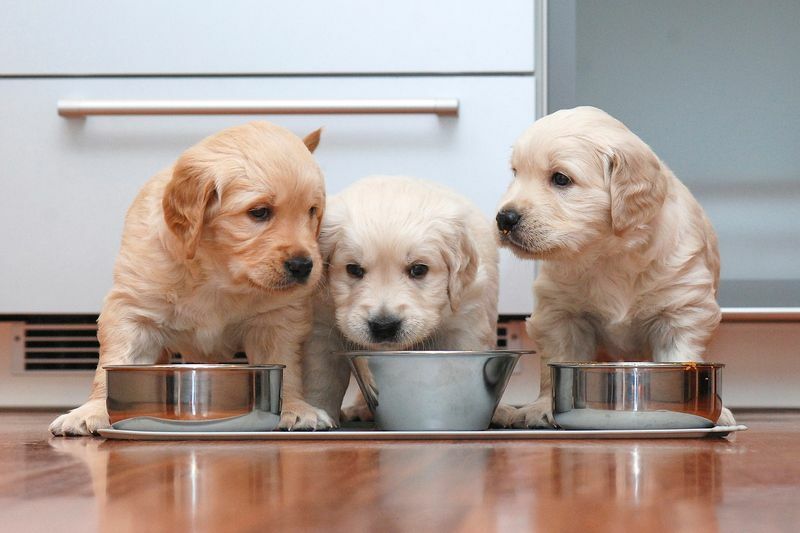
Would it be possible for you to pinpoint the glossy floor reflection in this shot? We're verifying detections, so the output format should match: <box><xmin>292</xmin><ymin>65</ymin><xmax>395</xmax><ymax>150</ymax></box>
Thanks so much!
<box><xmin>0</xmin><ymin>412</ymin><xmax>798</xmax><ymax>532</ymax></box>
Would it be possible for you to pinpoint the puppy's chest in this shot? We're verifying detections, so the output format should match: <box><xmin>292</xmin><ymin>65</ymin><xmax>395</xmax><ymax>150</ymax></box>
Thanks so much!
<box><xmin>565</xmin><ymin>276</ymin><xmax>649</xmax><ymax>351</ymax></box>
<box><xmin>167</xmin><ymin>313</ymin><xmax>242</xmax><ymax>359</ymax></box>
<box><xmin>580</xmin><ymin>275</ymin><xmax>638</xmax><ymax>321</ymax></box>
<box><xmin>165</xmin><ymin>292</ymin><xmax>270</xmax><ymax>358</ymax></box>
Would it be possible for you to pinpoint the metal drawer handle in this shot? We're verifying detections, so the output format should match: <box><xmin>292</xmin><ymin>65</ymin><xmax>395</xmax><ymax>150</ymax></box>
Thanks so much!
<box><xmin>57</xmin><ymin>98</ymin><xmax>459</xmax><ymax>117</ymax></box>
<box><xmin>721</xmin><ymin>307</ymin><xmax>800</xmax><ymax>322</ymax></box>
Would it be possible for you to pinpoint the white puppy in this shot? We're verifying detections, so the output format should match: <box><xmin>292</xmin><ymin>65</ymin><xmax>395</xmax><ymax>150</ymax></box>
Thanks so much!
<box><xmin>303</xmin><ymin>176</ymin><xmax>502</xmax><ymax>424</ymax></box>
<box><xmin>496</xmin><ymin>106</ymin><xmax>735</xmax><ymax>428</ymax></box>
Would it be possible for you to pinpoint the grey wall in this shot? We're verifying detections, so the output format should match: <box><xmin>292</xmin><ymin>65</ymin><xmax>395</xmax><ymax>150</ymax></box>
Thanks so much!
<box><xmin>549</xmin><ymin>0</ymin><xmax>800</xmax><ymax>304</ymax></box>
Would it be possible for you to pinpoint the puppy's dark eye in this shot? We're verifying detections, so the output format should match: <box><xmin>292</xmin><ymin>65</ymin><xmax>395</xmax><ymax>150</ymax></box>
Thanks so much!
<box><xmin>408</xmin><ymin>264</ymin><xmax>429</xmax><ymax>279</ymax></box>
<box><xmin>309</xmin><ymin>206</ymin><xmax>318</xmax><ymax>218</ymax></box>
<box><xmin>551</xmin><ymin>172</ymin><xmax>572</xmax><ymax>188</ymax></box>
<box><xmin>248</xmin><ymin>206</ymin><xmax>271</xmax><ymax>221</ymax></box>
<box><xmin>512</xmin><ymin>167</ymin><xmax>518</xmax><ymax>177</ymax></box>
<box><xmin>346</xmin><ymin>264</ymin><xmax>365</xmax><ymax>279</ymax></box>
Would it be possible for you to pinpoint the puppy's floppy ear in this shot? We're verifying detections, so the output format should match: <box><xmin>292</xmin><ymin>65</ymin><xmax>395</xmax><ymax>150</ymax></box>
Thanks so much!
<box><xmin>608</xmin><ymin>138</ymin><xmax>668</xmax><ymax>235</ymax></box>
<box><xmin>442</xmin><ymin>221</ymin><xmax>479</xmax><ymax>313</ymax></box>
<box><xmin>162</xmin><ymin>154</ymin><xmax>218</xmax><ymax>260</ymax></box>
<box><xmin>303</xmin><ymin>128</ymin><xmax>322</xmax><ymax>153</ymax></box>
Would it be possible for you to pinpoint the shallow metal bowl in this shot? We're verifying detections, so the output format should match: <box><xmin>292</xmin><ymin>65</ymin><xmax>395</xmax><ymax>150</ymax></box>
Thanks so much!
<box><xmin>105</xmin><ymin>364</ymin><xmax>284</xmax><ymax>432</ymax></box>
<box><xmin>551</xmin><ymin>362</ymin><xmax>724</xmax><ymax>430</ymax></box>
<box><xmin>343</xmin><ymin>350</ymin><xmax>532</xmax><ymax>431</ymax></box>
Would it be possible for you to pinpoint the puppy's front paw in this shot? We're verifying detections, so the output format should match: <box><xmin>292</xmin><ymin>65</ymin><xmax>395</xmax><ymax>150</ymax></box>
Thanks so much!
<box><xmin>490</xmin><ymin>403</ymin><xmax>517</xmax><ymax>428</ymax></box>
<box><xmin>716</xmin><ymin>406</ymin><xmax>737</xmax><ymax>426</ymax></box>
<box><xmin>278</xmin><ymin>400</ymin><xmax>337</xmax><ymax>431</ymax></box>
<box><xmin>341</xmin><ymin>401</ymin><xmax>373</xmax><ymax>422</ymax></box>
<box><xmin>49</xmin><ymin>399</ymin><xmax>109</xmax><ymax>436</ymax></box>
<box><xmin>511</xmin><ymin>398</ymin><xmax>556</xmax><ymax>429</ymax></box>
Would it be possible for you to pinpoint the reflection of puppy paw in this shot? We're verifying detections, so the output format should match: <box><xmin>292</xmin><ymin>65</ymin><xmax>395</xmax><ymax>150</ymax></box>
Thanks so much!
<box><xmin>49</xmin><ymin>399</ymin><xmax>109</xmax><ymax>436</ymax></box>
<box><xmin>511</xmin><ymin>399</ymin><xmax>556</xmax><ymax>429</ymax></box>
<box><xmin>490</xmin><ymin>403</ymin><xmax>517</xmax><ymax>428</ymax></box>
<box><xmin>48</xmin><ymin>435</ymin><xmax>105</xmax><ymax>454</ymax></box>
<box><xmin>717</xmin><ymin>406</ymin><xmax>737</xmax><ymax>426</ymax></box>
<box><xmin>278</xmin><ymin>400</ymin><xmax>337</xmax><ymax>431</ymax></box>
<box><xmin>341</xmin><ymin>401</ymin><xmax>374</xmax><ymax>422</ymax></box>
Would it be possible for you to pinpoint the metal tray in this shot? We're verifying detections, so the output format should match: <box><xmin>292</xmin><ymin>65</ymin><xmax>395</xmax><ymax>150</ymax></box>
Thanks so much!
<box><xmin>98</xmin><ymin>424</ymin><xmax>747</xmax><ymax>441</ymax></box>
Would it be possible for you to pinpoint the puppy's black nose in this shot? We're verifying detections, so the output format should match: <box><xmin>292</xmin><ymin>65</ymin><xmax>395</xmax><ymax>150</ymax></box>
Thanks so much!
<box><xmin>496</xmin><ymin>209</ymin><xmax>522</xmax><ymax>233</ymax></box>
<box><xmin>368</xmin><ymin>316</ymin><xmax>403</xmax><ymax>342</ymax></box>
<box><xmin>284</xmin><ymin>256</ymin><xmax>313</xmax><ymax>282</ymax></box>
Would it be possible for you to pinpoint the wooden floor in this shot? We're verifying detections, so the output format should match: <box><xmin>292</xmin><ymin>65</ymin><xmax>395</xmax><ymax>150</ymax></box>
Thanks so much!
<box><xmin>0</xmin><ymin>412</ymin><xmax>798</xmax><ymax>533</ymax></box>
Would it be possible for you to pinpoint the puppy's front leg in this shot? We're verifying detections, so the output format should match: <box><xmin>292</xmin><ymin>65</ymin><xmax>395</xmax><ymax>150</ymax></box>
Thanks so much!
<box><xmin>510</xmin><ymin>357</ymin><xmax>557</xmax><ymax>429</ymax></box>
<box><xmin>340</xmin><ymin>394</ymin><xmax>373</xmax><ymax>423</ymax></box>
<box><xmin>49</xmin><ymin>309</ymin><xmax>163</xmax><ymax>436</ymax></box>
<box><xmin>303</xmin><ymin>303</ymin><xmax>351</xmax><ymax>425</ymax></box>
<box><xmin>649</xmin><ymin>309</ymin><xmax>735</xmax><ymax>425</ymax></box>
<box><xmin>246</xmin><ymin>303</ymin><xmax>335</xmax><ymax>430</ymax></box>
<box><xmin>511</xmin><ymin>312</ymin><xmax>596</xmax><ymax>429</ymax></box>
<box><xmin>340</xmin><ymin>357</ymin><xmax>377</xmax><ymax>423</ymax></box>
<box><xmin>648</xmin><ymin>306</ymin><xmax>722</xmax><ymax>363</ymax></box>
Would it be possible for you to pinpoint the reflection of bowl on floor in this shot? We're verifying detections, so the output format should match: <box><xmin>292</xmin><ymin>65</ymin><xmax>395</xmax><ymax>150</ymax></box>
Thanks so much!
<box><xmin>105</xmin><ymin>364</ymin><xmax>284</xmax><ymax>432</ymax></box>
<box><xmin>551</xmin><ymin>362</ymin><xmax>724</xmax><ymax>430</ymax></box>
<box><xmin>343</xmin><ymin>350</ymin><xmax>533</xmax><ymax>431</ymax></box>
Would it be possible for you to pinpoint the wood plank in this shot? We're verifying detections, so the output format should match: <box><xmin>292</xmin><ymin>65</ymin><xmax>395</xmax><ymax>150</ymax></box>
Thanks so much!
<box><xmin>1</xmin><ymin>411</ymin><xmax>798</xmax><ymax>532</ymax></box>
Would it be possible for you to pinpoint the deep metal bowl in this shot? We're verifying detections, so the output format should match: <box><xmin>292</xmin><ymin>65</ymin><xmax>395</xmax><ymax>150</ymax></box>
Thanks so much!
<box><xmin>343</xmin><ymin>350</ymin><xmax>532</xmax><ymax>431</ymax></box>
<box><xmin>550</xmin><ymin>362</ymin><xmax>724</xmax><ymax>430</ymax></box>
<box><xmin>105</xmin><ymin>364</ymin><xmax>284</xmax><ymax>432</ymax></box>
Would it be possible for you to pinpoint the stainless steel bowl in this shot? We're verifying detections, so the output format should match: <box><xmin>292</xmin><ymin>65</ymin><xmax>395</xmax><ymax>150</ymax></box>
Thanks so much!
<box><xmin>344</xmin><ymin>350</ymin><xmax>531</xmax><ymax>431</ymax></box>
<box><xmin>551</xmin><ymin>362</ymin><xmax>724</xmax><ymax>430</ymax></box>
<box><xmin>105</xmin><ymin>364</ymin><xmax>283</xmax><ymax>432</ymax></box>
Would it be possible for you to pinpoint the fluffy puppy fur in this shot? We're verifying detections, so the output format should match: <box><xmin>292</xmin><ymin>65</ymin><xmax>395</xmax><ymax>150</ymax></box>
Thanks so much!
<box><xmin>303</xmin><ymin>176</ymin><xmax>502</xmax><ymax>424</ymax></box>
<box><xmin>50</xmin><ymin>121</ymin><xmax>334</xmax><ymax>436</ymax></box>
<box><xmin>496</xmin><ymin>106</ymin><xmax>734</xmax><ymax>428</ymax></box>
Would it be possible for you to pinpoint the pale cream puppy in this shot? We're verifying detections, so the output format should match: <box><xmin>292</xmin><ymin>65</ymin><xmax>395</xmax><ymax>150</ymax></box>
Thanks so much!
<box><xmin>303</xmin><ymin>176</ymin><xmax>505</xmax><ymax>424</ymax></box>
<box><xmin>50</xmin><ymin>121</ymin><xmax>334</xmax><ymax>435</ymax></box>
<box><xmin>496</xmin><ymin>106</ymin><xmax>735</xmax><ymax>428</ymax></box>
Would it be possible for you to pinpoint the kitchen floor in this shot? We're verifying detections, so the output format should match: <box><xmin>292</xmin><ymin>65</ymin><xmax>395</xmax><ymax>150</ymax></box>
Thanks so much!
<box><xmin>0</xmin><ymin>411</ymin><xmax>798</xmax><ymax>532</ymax></box>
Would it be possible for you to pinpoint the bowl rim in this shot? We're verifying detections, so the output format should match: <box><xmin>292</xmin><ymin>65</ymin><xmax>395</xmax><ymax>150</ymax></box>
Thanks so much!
<box><xmin>104</xmin><ymin>364</ymin><xmax>285</xmax><ymax>371</ymax></box>
<box><xmin>337</xmin><ymin>350</ymin><xmax>536</xmax><ymax>358</ymax></box>
<box><xmin>549</xmin><ymin>361</ymin><xmax>725</xmax><ymax>369</ymax></box>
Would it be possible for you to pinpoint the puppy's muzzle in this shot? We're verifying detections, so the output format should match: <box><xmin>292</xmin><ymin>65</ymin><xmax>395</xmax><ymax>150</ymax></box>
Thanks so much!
<box><xmin>284</xmin><ymin>256</ymin><xmax>314</xmax><ymax>283</ymax></box>
<box><xmin>368</xmin><ymin>315</ymin><xmax>403</xmax><ymax>343</ymax></box>
<box><xmin>496</xmin><ymin>209</ymin><xmax>522</xmax><ymax>234</ymax></box>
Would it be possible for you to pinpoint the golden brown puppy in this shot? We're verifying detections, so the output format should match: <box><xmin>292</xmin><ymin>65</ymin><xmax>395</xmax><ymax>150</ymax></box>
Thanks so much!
<box><xmin>496</xmin><ymin>106</ymin><xmax>735</xmax><ymax>428</ymax></box>
<box><xmin>50</xmin><ymin>121</ymin><xmax>333</xmax><ymax>435</ymax></box>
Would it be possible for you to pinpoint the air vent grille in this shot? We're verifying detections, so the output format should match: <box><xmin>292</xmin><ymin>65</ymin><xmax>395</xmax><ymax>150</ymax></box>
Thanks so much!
<box><xmin>496</xmin><ymin>317</ymin><xmax>530</xmax><ymax>350</ymax></box>
<box><xmin>496</xmin><ymin>326</ymin><xmax>509</xmax><ymax>348</ymax></box>
<box><xmin>6</xmin><ymin>314</ymin><xmax>530</xmax><ymax>373</ymax></box>
<box><xmin>7</xmin><ymin>315</ymin><xmax>246</xmax><ymax>373</ymax></box>
<box><xmin>24</xmin><ymin>323</ymin><xmax>100</xmax><ymax>371</ymax></box>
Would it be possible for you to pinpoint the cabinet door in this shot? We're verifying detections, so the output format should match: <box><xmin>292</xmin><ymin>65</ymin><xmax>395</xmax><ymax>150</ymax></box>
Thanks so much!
<box><xmin>0</xmin><ymin>1</ymin><xmax>534</xmax><ymax>75</ymax></box>
<box><xmin>0</xmin><ymin>76</ymin><xmax>535</xmax><ymax>314</ymax></box>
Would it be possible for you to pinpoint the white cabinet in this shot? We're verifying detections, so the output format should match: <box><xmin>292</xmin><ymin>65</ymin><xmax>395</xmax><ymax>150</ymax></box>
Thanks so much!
<box><xmin>0</xmin><ymin>1</ymin><xmax>534</xmax><ymax>75</ymax></box>
<box><xmin>0</xmin><ymin>2</ymin><xmax>538</xmax><ymax>319</ymax></box>
<box><xmin>0</xmin><ymin>76</ymin><xmax>535</xmax><ymax>314</ymax></box>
